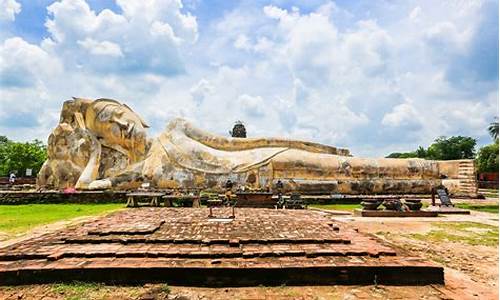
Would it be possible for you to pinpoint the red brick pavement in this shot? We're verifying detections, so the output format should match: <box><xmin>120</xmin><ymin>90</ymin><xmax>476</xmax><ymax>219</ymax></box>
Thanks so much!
<box><xmin>0</xmin><ymin>208</ymin><xmax>443</xmax><ymax>285</ymax></box>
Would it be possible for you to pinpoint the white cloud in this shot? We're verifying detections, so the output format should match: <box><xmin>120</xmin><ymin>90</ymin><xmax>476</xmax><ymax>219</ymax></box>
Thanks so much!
<box><xmin>0</xmin><ymin>37</ymin><xmax>62</xmax><ymax>87</ymax></box>
<box><xmin>44</xmin><ymin>0</ymin><xmax>198</xmax><ymax>75</ymax></box>
<box><xmin>0</xmin><ymin>0</ymin><xmax>496</xmax><ymax>158</ymax></box>
<box><xmin>77</xmin><ymin>38</ymin><xmax>123</xmax><ymax>57</ymax></box>
<box><xmin>190</xmin><ymin>79</ymin><xmax>214</xmax><ymax>105</ymax></box>
<box><xmin>263</xmin><ymin>5</ymin><xmax>288</xmax><ymax>20</ymax></box>
<box><xmin>237</xmin><ymin>94</ymin><xmax>266</xmax><ymax>118</ymax></box>
<box><xmin>382</xmin><ymin>102</ymin><xmax>422</xmax><ymax>129</ymax></box>
<box><xmin>0</xmin><ymin>0</ymin><xmax>21</xmax><ymax>22</ymax></box>
<box><xmin>234</xmin><ymin>34</ymin><xmax>251</xmax><ymax>50</ymax></box>
<box><xmin>424</xmin><ymin>21</ymin><xmax>472</xmax><ymax>55</ymax></box>
<box><xmin>409</xmin><ymin>6</ymin><xmax>421</xmax><ymax>22</ymax></box>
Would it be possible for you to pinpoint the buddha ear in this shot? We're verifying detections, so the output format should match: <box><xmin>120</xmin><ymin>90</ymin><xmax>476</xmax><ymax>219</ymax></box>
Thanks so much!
<box><xmin>73</xmin><ymin>112</ymin><xmax>86</xmax><ymax>129</ymax></box>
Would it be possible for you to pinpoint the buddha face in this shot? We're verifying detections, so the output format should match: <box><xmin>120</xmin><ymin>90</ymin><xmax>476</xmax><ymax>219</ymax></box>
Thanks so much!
<box><xmin>85</xmin><ymin>99</ymin><xmax>149</xmax><ymax>163</ymax></box>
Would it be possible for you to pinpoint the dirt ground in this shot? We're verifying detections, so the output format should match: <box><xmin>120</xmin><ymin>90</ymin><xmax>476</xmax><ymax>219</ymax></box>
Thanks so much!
<box><xmin>0</xmin><ymin>201</ymin><xmax>497</xmax><ymax>300</ymax></box>
<box><xmin>350</xmin><ymin>210</ymin><xmax>499</xmax><ymax>300</ymax></box>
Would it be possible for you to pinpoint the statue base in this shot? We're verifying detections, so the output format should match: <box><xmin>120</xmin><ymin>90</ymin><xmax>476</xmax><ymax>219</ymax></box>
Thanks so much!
<box><xmin>354</xmin><ymin>209</ymin><xmax>438</xmax><ymax>217</ymax></box>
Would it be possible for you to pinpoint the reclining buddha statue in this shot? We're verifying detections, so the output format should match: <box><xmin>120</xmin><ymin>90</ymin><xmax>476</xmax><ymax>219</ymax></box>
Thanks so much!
<box><xmin>38</xmin><ymin>97</ymin><xmax>447</xmax><ymax>194</ymax></box>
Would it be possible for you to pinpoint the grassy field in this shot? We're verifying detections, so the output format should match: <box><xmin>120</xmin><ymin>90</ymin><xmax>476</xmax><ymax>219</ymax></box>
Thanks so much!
<box><xmin>0</xmin><ymin>204</ymin><xmax>124</xmax><ymax>236</ymax></box>
<box><xmin>456</xmin><ymin>203</ymin><xmax>499</xmax><ymax>214</ymax></box>
<box><xmin>408</xmin><ymin>222</ymin><xmax>499</xmax><ymax>247</ymax></box>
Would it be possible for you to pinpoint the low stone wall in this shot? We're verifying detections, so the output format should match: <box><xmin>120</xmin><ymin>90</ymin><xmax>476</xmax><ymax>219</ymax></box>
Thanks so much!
<box><xmin>0</xmin><ymin>190</ymin><xmax>473</xmax><ymax>205</ymax></box>
<box><xmin>0</xmin><ymin>191</ymin><xmax>128</xmax><ymax>205</ymax></box>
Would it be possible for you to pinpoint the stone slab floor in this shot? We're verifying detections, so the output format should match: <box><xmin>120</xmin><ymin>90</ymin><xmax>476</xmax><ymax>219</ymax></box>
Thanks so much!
<box><xmin>0</xmin><ymin>205</ymin><xmax>497</xmax><ymax>299</ymax></box>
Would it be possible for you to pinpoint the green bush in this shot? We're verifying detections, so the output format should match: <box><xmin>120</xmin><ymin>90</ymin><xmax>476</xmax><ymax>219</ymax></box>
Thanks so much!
<box><xmin>476</xmin><ymin>141</ymin><xmax>499</xmax><ymax>173</ymax></box>
<box><xmin>0</xmin><ymin>136</ymin><xmax>47</xmax><ymax>176</ymax></box>
<box><xmin>386</xmin><ymin>136</ymin><xmax>476</xmax><ymax>160</ymax></box>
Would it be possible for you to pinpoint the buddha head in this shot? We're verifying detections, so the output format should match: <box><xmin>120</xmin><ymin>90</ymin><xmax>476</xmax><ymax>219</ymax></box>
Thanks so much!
<box><xmin>85</xmin><ymin>98</ymin><xmax>149</xmax><ymax>163</ymax></box>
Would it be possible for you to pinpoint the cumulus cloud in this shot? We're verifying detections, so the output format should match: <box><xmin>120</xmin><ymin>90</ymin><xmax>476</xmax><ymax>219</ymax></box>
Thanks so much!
<box><xmin>44</xmin><ymin>0</ymin><xmax>198</xmax><ymax>75</ymax></box>
<box><xmin>190</xmin><ymin>79</ymin><xmax>214</xmax><ymax>105</ymax></box>
<box><xmin>237</xmin><ymin>94</ymin><xmax>266</xmax><ymax>118</ymax></box>
<box><xmin>77</xmin><ymin>38</ymin><xmax>123</xmax><ymax>57</ymax></box>
<box><xmin>0</xmin><ymin>37</ymin><xmax>62</xmax><ymax>87</ymax></box>
<box><xmin>0</xmin><ymin>0</ymin><xmax>21</xmax><ymax>22</ymax></box>
<box><xmin>382</xmin><ymin>102</ymin><xmax>422</xmax><ymax>130</ymax></box>
<box><xmin>0</xmin><ymin>0</ymin><xmax>497</xmax><ymax>158</ymax></box>
<box><xmin>233</xmin><ymin>34</ymin><xmax>250</xmax><ymax>50</ymax></box>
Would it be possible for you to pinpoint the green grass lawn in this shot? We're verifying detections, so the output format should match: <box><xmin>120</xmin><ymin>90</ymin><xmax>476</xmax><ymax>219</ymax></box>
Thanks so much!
<box><xmin>0</xmin><ymin>204</ymin><xmax>124</xmax><ymax>235</ymax></box>
<box><xmin>456</xmin><ymin>204</ymin><xmax>499</xmax><ymax>214</ymax></box>
<box><xmin>309</xmin><ymin>204</ymin><xmax>361</xmax><ymax>211</ymax></box>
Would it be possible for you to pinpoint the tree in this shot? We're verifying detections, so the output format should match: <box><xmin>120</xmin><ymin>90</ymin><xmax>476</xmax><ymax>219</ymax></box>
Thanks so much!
<box><xmin>229</xmin><ymin>121</ymin><xmax>247</xmax><ymax>138</ymax></box>
<box><xmin>385</xmin><ymin>136</ymin><xmax>476</xmax><ymax>160</ymax></box>
<box><xmin>415</xmin><ymin>146</ymin><xmax>427</xmax><ymax>158</ymax></box>
<box><xmin>0</xmin><ymin>138</ymin><xmax>47</xmax><ymax>176</ymax></box>
<box><xmin>488</xmin><ymin>119</ymin><xmax>499</xmax><ymax>140</ymax></box>
<box><xmin>386</xmin><ymin>152</ymin><xmax>415</xmax><ymax>158</ymax></box>
<box><xmin>426</xmin><ymin>136</ymin><xmax>476</xmax><ymax>160</ymax></box>
<box><xmin>476</xmin><ymin>141</ymin><xmax>499</xmax><ymax>173</ymax></box>
<box><xmin>386</xmin><ymin>152</ymin><xmax>403</xmax><ymax>158</ymax></box>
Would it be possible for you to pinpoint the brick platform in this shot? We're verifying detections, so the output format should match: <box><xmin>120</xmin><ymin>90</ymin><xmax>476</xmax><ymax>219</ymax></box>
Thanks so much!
<box><xmin>0</xmin><ymin>208</ymin><xmax>443</xmax><ymax>286</ymax></box>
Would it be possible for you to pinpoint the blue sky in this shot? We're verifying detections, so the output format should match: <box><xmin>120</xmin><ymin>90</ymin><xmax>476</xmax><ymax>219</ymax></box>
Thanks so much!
<box><xmin>0</xmin><ymin>0</ymin><xmax>498</xmax><ymax>157</ymax></box>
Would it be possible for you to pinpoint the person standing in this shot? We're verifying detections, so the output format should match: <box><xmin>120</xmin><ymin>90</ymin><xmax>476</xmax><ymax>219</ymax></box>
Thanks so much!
<box><xmin>9</xmin><ymin>172</ymin><xmax>16</xmax><ymax>184</ymax></box>
<box><xmin>275</xmin><ymin>180</ymin><xmax>284</xmax><ymax>208</ymax></box>
<box><xmin>224</xmin><ymin>179</ymin><xmax>234</xmax><ymax>205</ymax></box>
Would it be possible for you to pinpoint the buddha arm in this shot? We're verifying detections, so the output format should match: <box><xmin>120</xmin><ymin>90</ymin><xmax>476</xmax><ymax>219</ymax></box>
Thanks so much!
<box><xmin>170</xmin><ymin>118</ymin><xmax>350</xmax><ymax>156</ymax></box>
<box><xmin>75</xmin><ymin>140</ymin><xmax>101</xmax><ymax>189</ymax></box>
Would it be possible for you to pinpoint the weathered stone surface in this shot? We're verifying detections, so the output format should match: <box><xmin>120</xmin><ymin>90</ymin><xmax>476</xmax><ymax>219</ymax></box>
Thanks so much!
<box><xmin>0</xmin><ymin>208</ymin><xmax>443</xmax><ymax>285</ymax></box>
<box><xmin>36</xmin><ymin>98</ymin><xmax>475</xmax><ymax>195</ymax></box>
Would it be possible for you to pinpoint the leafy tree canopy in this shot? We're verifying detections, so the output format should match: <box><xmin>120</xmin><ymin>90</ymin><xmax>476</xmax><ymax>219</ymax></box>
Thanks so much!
<box><xmin>476</xmin><ymin>140</ymin><xmax>499</xmax><ymax>173</ymax></box>
<box><xmin>386</xmin><ymin>136</ymin><xmax>476</xmax><ymax>160</ymax></box>
<box><xmin>0</xmin><ymin>136</ymin><xmax>47</xmax><ymax>176</ymax></box>
<box><xmin>488</xmin><ymin>119</ymin><xmax>499</xmax><ymax>141</ymax></box>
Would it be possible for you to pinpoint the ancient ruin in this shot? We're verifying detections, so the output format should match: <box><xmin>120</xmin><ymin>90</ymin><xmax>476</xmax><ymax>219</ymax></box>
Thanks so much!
<box><xmin>0</xmin><ymin>208</ymin><xmax>443</xmax><ymax>285</ymax></box>
<box><xmin>37</xmin><ymin>98</ymin><xmax>477</xmax><ymax>196</ymax></box>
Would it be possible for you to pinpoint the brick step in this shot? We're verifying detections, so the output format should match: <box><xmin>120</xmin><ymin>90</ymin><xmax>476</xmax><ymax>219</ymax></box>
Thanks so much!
<box><xmin>0</xmin><ymin>246</ymin><xmax>398</xmax><ymax>261</ymax></box>
<box><xmin>63</xmin><ymin>237</ymin><xmax>352</xmax><ymax>245</ymax></box>
<box><xmin>0</xmin><ymin>258</ymin><xmax>445</xmax><ymax>286</ymax></box>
